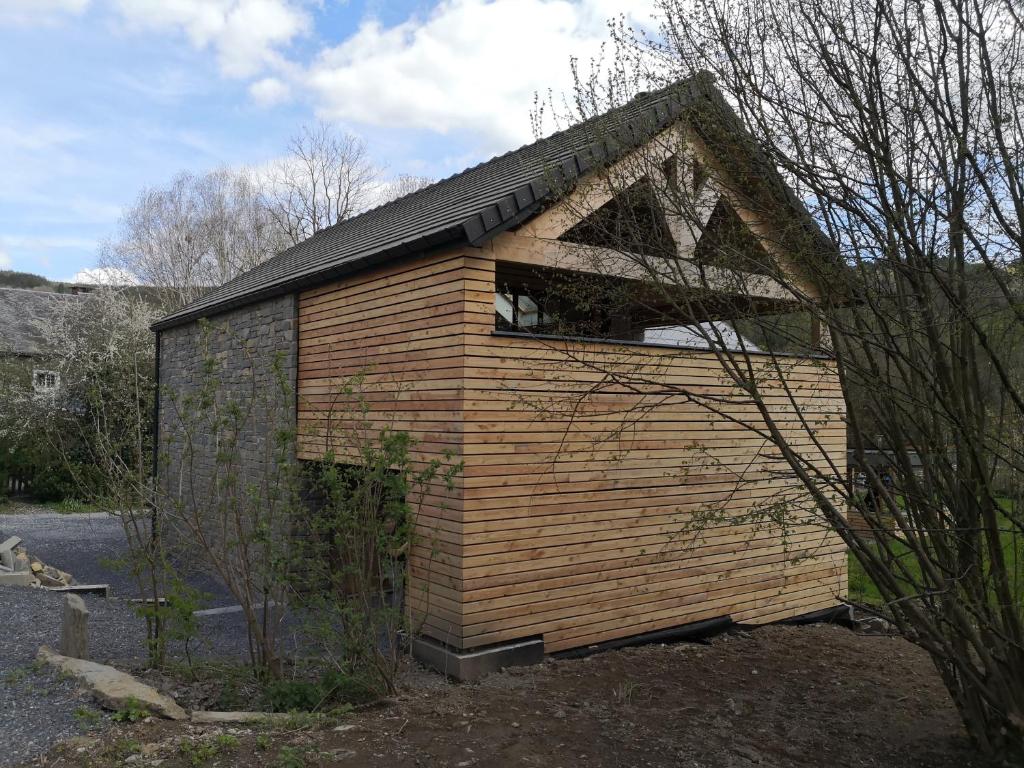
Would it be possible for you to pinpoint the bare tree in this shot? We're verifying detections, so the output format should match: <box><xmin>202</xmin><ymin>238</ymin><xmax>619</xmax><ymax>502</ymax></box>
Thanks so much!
<box><xmin>264</xmin><ymin>123</ymin><xmax>378</xmax><ymax>246</ymax></box>
<box><xmin>101</xmin><ymin>168</ymin><xmax>285</xmax><ymax>309</ymax></box>
<box><xmin>522</xmin><ymin>0</ymin><xmax>1024</xmax><ymax>758</ymax></box>
<box><xmin>374</xmin><ymin>173</ymin><xmax>434</xmax><ymax>206</ymax></box>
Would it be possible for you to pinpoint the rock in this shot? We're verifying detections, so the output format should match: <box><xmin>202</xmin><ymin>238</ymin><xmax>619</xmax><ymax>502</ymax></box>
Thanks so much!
<box><xmin>189</xmin><ymin>711</ymin><xmax>292</xmax><ymax>725</ymax></box>
<box><xmin>39</xmin><ymin>568</ymin><xmax>67</xmax><ymax>588</ymax></box>
<box><xmin>61</xmin><ymin>593</ymin><xmax>90</xmax><ymax>659</ymax></box>
<box><xmin>856</xmin><ymin>616</ymin><xmax>894</xmax><ymax>635</ymax></box>
<box><xmin>37</xmin><ymin>646</ymin><xmax>188</xmax><ymax>720</ymax></box>
<box><xmin>44</xmin><ymin>565</ymin><xmax>65</xmax><ymax>580</ymax></box>
<box><xmin>324</xmin><ymin>749</ymin><xmax>356</xmax><ymax>760</ymax></box>
<box><xmin>64</xmin><ymin>736</ymin><xmax>98</xmax><ymax>752</ymax></box>
<box><xmin>733</xmin><ymin>744</ymin><xmax>765</xmax><ymax>764</ymax></box>
<box><xmin>30</xmin><ymin>561</ymin><xmax>44</xmax><ymax>574</ymax></box>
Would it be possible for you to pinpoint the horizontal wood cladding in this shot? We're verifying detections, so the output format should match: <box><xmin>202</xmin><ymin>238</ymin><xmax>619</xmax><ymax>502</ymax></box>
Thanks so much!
<box><xmin>458</xmin><ymin>246</ymin><xmax>847</xmax><ymax>652</ymax></box>
<box><xmin>296</xmin><ymin>251</ymin><xmax>473</xmax><ymax>646</ymax></box>
<box><xmin>297</xmin><ymin>244</ymin><xmax>847</xmax><ymax>654</ymax></box>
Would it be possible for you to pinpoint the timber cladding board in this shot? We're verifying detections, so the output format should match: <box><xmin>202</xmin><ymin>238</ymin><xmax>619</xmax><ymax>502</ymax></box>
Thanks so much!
<box><xmin>297</xmin><ymin>245</ymin><xmax>848</xmax><ymax>653</ymax></box>
<box><xmin>296</xmin><ymin>251</ymin><xmax>473</xmax><ymax>641</ymax></box>
<box><xmin>457</xmin><ymin>244</ymin><xmax>847</xmax><ymax>651</ymax></box>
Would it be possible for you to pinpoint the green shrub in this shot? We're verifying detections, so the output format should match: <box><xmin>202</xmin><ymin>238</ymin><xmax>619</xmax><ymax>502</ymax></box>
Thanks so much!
<box><xmin>262</xmin><ymin>668</ymin><xmax>376</xmax><ymax>713</ymax></box>
<box><xmin>0</xmin><ymin>439</ymin><xmax>96</xmax><ymax>503</ymax></box>
<box><xmin>263</xmin><ymin>679</ymin><xmax>323</xmax><ymax>713</ymax></box>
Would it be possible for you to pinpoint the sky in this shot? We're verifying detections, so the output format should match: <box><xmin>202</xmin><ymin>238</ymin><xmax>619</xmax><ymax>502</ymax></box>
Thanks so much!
<box><xmin>0</xmin><ymin>0</ymin><xmax>658</xmax><ymax>283</ymax></box>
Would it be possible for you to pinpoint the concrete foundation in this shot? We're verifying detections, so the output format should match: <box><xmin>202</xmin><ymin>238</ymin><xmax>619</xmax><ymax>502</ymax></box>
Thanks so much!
<box><xmin>776</xmin><ymin>604</ymin><xmax>855</xmax><ymax>627</ymax></box>
<box><xmin>412</xmin><ymin>636</ymin><xmax>545</xmax><ymax>681</ymax></box>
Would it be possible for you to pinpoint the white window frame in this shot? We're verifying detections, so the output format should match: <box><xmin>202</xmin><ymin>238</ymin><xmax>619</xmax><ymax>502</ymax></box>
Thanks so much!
<box><xmin>32</xmin><ymin>369</ymin><xmax>59</xmax><ymax>394</ymax></box>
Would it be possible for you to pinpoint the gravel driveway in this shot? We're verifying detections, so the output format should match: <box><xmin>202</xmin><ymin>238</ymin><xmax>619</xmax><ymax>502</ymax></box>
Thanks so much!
<box><xmin>0</xmin><ymin>506</ymin><xmax>231</xmax><ymax>603</ymax></box>
<box><xmin>0</xmin><ymin>587</ymin><xmax>148</xmax><ymax>767</ymax></box>
<box><xmin>0</xmin><ymin>506</ymin><xmax>254</xmax><ymax>766</ymax></box>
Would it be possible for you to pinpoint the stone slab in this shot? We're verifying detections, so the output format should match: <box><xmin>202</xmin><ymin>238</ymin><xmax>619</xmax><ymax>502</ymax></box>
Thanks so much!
<box><xmin>0</xmin><ymin>536</ymin><xmax>21</xmax><ymax>570</ymax></box>
<box><xmin>190</xmin><ymin>711</ymin><xmax>293</xmax><ymax>725</ymax></box>
<box><xmin>37</xmin><ymin>646</ymin><xmax>188</xmax><ymax>720</ymax></box>
<box><xmin>0</xmin><ymin>571</ymin><xmax>36</xmax><ymax>586</ymax></box>
<box><xmin>412</xmin><ymin>636</ymin><xmax>544</xmax><ymax>682</ymax></box>
<box><xmin>192</xmin><ymin>601</ymin><xmax>276</xmax><ymax>617</ymax></box>
<box><xmin>0</xmin><ymin>535</ymin><xmax>21</xmax><ymax>553</ymax></box>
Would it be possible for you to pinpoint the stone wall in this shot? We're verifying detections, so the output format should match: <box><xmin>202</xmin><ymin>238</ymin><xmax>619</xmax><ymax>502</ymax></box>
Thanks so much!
<box><xmin>156</xmin><ymin>293</ymin><xmax>298</xmax><ymax>532</ymax></box>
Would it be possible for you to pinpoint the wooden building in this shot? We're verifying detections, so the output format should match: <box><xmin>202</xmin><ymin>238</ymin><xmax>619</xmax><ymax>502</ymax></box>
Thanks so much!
<box><xmin>154</xmin><ymin>75</ymin><xmax>847</xmax><ymax>677</ymax></box>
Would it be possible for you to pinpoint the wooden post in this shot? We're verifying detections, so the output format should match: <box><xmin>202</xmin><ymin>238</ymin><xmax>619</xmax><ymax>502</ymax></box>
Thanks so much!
<box><xmin>61</xmin><ymin>594</ymin><xmax>89</xmax><ymax>660</ymax></box>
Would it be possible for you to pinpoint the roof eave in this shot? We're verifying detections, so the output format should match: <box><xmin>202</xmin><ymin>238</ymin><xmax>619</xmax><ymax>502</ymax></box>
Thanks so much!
<box><xmin>151</xmin><ymin>224</ymin><xmax>469</xmax><ymax>332</ymax></box>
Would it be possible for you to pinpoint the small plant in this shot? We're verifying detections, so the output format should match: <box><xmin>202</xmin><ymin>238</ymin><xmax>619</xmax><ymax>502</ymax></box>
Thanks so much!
<box><xmin>111</xmin><ymin>697</ymin><xmax>150</xmax><ymax>723</ymax></box>
<box><xmin>178</xmin><ymin>732</ymin><xmax>241</xmax><ymax>766</ymax></box>
<box><xmin>73</xmin><ymin>706</ymin><xmax>102</xmax><ymax>725</ymax></box>
<box><xmin>107</xmin><ymin>739</ymin><xmax>142</xmax><ymax>761</ymax></box>
<box><xmin>214</xmin><ymin>733</ymin><xmax>240</xmax><ymax>750</ymax></box>
<box><xmin>612</xmin><ymin>681</ymin><xmax>641</xmax><ymax>705</ymax></box>
<box><xmin>3</xmin><ymin>666</ymin><xmax>30</xmax><ymax>686</ymax></box>
<box><xmin>162</xmin><ymin>575</ymin><xmax>210</xmax><ymax>673</ymax></box>
<box><xmin>274</xmin><ymin>745</ymin><xmax>307</xmax><ymax>768</ymax></box>
<box><xmin>256</xmin><ymin>733</ymin><xmax>272</xmax><ymax>751</ymax></box>
<box><xmin>179</xmin><ymin>739</ymin><xmax>217</xmax><ymax>767</ymax></box>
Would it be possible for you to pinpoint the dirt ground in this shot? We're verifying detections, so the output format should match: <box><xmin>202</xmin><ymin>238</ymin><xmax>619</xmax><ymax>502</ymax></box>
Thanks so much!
<box><xmin>25</xmin><ymin>623</ymin><xmax>990</xmax><ymax>768</ymax></box>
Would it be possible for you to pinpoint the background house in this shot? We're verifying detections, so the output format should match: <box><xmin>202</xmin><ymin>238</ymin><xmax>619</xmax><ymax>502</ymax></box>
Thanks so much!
<box><xmin>0</xmin><ymin>285</ymin><xmax>90</xmax><ymax>396</ymax></box>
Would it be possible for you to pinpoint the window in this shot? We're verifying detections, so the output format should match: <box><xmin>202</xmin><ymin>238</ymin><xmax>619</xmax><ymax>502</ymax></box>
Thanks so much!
<box><xmin>32</xmin><ymin>369</ymin><xmax>59</xmax><ymax>394</ymax></box>
<box><xmin>495</xmin><ymin>290</ymin><xmax>545</xmax><ymax>331</ymax></box>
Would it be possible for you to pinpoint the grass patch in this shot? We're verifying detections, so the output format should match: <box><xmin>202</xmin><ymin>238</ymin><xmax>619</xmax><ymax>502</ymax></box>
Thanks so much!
<box><xmin>847</xmin><ymin>501</ymin><xmax>1024</xmax><ymax>607</ymax></box>
<box><xmin>179</xmin><ymin>734</ymin><xmax>240</xmax><ymax>767</ymax></box>
<box><xmin>52</xmin><ymin>498</ymin><xmax>102</xmax><ymax>514</ymax></box>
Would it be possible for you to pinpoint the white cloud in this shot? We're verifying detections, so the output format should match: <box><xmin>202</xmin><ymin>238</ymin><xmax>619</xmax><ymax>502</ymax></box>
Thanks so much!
<box><xmin>0</xmin><ymin>120</ymin><xmax>85</xmax><ymax>152</ymax></box>
<box><xmin>0</xmin><ymin>0</ymin><xmax>89</xmax><ymax>25</ymax></box>
<box><xmin>2</xmin><ymin>235</ymin><xmax>98</xmax><ymax>251</ymax></box>
<box><xmin>0</xmin><ymin>249</ymin><xmax>11</xmax><ymax>269</ymax></box>
<box><xmin>249</xmin><ymin>76</ymin><xmax>290</xmax><ymax>107</ymax></box>
<box><xmin>302</xmin><ymin>0</ymin><xmax>659</xmax><ymax>148</ymax></box>
<box><xmin>111</xmin><ymin>0</ymin><xmax>311</xmax><ymax>78</ymax></box>
<box><xmin>69</xmin><ymin>266</ymin><xmax>138</xmax><ymax>285</ymax></box>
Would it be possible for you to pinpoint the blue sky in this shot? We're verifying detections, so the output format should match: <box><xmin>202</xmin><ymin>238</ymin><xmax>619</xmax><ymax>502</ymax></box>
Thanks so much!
<box><xmin>0</xmin><ymin>0</ymin><xmax>657</xmax><ymax>283</ymax></box>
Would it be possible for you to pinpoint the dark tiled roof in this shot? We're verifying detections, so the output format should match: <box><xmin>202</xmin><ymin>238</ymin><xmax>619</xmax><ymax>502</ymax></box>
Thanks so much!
<box><xmin>0</xmin><ymin>287</ymin><xmax>84</xmax><ymax>357</ymax></box>
<box><xmin>153</xmin><ymin>76</ymin><xmax>716</xmax><ymax>331</ymax></box>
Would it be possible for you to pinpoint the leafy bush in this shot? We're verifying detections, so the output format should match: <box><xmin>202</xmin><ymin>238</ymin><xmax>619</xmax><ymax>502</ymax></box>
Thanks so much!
<box><xmin>287</xmin><ymin>380</ymin><xmax>460</xmax><ymax>697</ymax></box>
<box><xmin>0</xmin><ymin>439</ymin><xmax>91</xmax><ymax>502</ymax></box>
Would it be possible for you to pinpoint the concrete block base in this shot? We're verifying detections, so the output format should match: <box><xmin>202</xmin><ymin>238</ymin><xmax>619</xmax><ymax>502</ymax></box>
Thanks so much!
<box><xmin>412</xmin><ymin>635</ymin><xmax>544</xmax><ymax>681</ymax></box>
<box><xmin>0</xmin><ymin>572</ymin><xmax>35</xmax><ymax>586</ymax></box>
